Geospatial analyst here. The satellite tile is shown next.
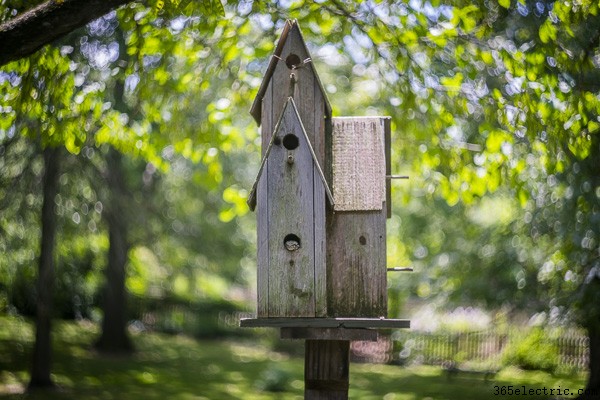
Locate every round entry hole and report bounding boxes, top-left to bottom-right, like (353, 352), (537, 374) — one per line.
(282, 133), (299, 150)
(285, 54), (302, 69)
(284, 234), (301, 252)
(359, 235), (367, 245)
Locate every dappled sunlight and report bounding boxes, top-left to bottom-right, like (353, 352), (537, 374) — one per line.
(0, 317), (588, 400)
(0, 316), (307, 399)
(1, 0), (599, 397)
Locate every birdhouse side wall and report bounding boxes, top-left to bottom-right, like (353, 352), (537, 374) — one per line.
(325, 117), (390, 317)
(266, 142), (316, 317)
(313, 166), (327, 317)
(256, 159), (269, 317)
(255, 23), (331, 318)
(256, 80), (272, 317)
(326, 209), (387, 317)
(259, 102), (329, 317)
(260, 81), (273, 157)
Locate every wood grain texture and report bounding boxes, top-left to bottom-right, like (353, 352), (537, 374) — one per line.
(331, 117), (386, 211)
(270, 27), (301, 145)
(326, 209), (388, 317)
(253, 24), (331, 318)
(305, 340), (350, 400)
(313, 81), (330, 318)
(256, 80), (274, 317)
(280, 327), (378, 341)
(313, 80), (328, 168)
(250, 20), (331, 126)
(384, 117), (392, 218)
(261, 80), (273, 157)
(289, 24), (316, 151)
(314, 168), (327, 317)
(267, 102), (315, 317)
(250, 20), (292, 124)
(256, 157), (269, 317)
(262, 25), (330, 318)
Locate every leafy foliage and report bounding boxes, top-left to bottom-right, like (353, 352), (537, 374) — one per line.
(1, 0), (600, 388)
(502, 328), (560, 373)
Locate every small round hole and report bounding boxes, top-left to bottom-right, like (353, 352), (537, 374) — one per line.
(282, 134), (299, 150)
(285, 54), (302, 69)
(359, 236), (367, 245)
(284, 234), (301, 252)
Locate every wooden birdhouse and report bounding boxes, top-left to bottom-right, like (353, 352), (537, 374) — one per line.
(245, 19), (408, 328)
(243, 19), (409, 400)
(248, 97), (333, 318)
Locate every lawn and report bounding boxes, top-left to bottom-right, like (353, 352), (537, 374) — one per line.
(0, 316), (587, 399)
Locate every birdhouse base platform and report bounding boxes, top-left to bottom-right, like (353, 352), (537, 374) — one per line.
(241, 318), (409, 341)
(240, 317), (410, 329)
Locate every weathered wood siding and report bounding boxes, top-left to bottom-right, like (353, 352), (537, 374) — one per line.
(326, 210), (387, 317)
(267, 101), (316, 317)
(257, 79), (272, 316)
(262, 23), (328, 167)
(326, 117), (389, 317)
(255, 100), (329, 317)
(305, 340), (350, 400)
(256, 24), (330, 318)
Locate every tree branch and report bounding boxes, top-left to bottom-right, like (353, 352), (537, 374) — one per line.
(0, 0), (132, 67)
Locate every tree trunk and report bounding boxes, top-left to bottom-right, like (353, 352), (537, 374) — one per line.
(95, 148), (133, 354)
(28, 146), (60, 389)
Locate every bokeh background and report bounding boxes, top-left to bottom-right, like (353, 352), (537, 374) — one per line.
(1, 1), (599, 399)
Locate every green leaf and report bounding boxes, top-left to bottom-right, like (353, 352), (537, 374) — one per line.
(588, 121), (600, 133)
(539, 20), (557, 44)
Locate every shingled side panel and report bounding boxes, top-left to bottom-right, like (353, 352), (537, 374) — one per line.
(331, 117), (386, 211)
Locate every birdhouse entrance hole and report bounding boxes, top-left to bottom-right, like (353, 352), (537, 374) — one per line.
(284, 234), (301, 252)
(282, 133), (299, 150)
(285, 54), (302, 69)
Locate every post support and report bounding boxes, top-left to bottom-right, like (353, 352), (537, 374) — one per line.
(305, 340), (350, 400)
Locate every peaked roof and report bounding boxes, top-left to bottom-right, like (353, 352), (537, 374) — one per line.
(247, 97), (334, 211)
(249, 19), (332, 125)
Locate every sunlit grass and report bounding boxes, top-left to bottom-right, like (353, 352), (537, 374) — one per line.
(0, 316), (587, 399)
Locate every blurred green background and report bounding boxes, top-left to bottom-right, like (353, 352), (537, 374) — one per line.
(1, 0), (599, 399)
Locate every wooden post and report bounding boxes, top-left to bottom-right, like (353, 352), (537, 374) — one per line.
(305, 340), (350, 400)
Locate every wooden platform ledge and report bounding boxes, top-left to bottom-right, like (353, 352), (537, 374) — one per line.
(240, 317), (410, 329)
